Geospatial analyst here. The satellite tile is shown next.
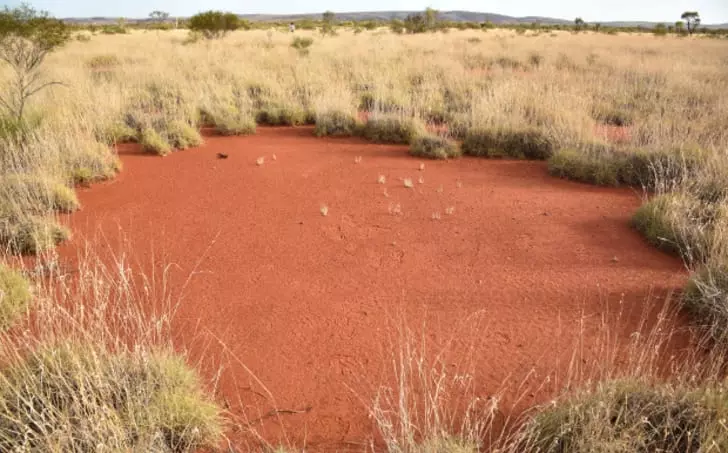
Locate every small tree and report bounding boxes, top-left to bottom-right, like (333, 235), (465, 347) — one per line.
(0, 4), (70, 124)
(424, 7), (439, 31)
(404, 13), (426, 33)
(574, 17), (586, 32)
(675, 21), (686, 35)
(149, 10), (169, 22)
(321, 10), (336, 35)
(681, 11), (700, 35)
(188, 10), (240, 39)
(390, 19), (405, 34)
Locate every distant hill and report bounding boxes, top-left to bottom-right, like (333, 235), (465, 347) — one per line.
(62, 11), (727, 29)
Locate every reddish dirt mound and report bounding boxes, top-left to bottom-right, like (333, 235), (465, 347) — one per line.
(60, 126), (685, 450)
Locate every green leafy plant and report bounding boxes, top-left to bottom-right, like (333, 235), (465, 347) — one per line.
(188, 10), (240, 39)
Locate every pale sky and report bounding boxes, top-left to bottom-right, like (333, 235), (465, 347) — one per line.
(2, 0), (727, 23)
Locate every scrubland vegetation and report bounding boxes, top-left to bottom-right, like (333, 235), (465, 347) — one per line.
(1, 4), (728, 451)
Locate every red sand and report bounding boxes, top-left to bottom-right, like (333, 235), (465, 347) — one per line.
(59, 126), (685, 450)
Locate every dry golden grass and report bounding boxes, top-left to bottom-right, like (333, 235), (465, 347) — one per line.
(1, 27), (728, 451)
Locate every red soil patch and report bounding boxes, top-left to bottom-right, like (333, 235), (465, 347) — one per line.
(59, 127), (686, 450)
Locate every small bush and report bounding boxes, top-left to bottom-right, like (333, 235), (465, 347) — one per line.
(140, 128), (172, 156)
(0, 343), (223, 452)
(683, 264), (728, 347)
(188, 10), (240, 39)
(0, 175), (79, 214)
(0, 214), (70, 255)
(409, 134), (461, 159)
(203, 106), (257, 136)
(517, 380), (728, 453)
(0, 264), (31, 330)
(619, 147), (705, 191)
(291, 36), (314, 55)
(314, 110), (360, 137)
(462, 127), (555, 160)
(361, 115), (426, 144)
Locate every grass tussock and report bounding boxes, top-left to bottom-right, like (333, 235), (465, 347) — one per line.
(410, 134), (461, 159)
(0, 215), (70, 255)
(314, 110), (360, 137)
(0, 175), (79, 214)
(683, 264), (728, 348)
(516, 380), (728, 453)
(462, 126), (556, 160)
(0, 342), (222, 452)
(361, 115), (426, 144)
(0, 264), (31, 330)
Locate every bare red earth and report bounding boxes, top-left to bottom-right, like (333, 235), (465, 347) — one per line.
(59, 126), (685, 451)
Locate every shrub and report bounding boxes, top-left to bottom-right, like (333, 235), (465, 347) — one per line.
(549, 148), (623, 186)
(0, 264), (31, 329)
(409, 134), (461, 159)
(188, 10), (240, 39)
(140, 127), (172, 156)
(0, 174), (79, 213)
(683, 264), (728, 347)
(314, 110), (360, 137)
(462, 127), (555, 160)
(203, 106), (256, 136)
(361, 115), (426, 144)
(517, 380), (728, 453)
(0, 343), (223, 452)
(291, 36), (313, 55)
(0, 214), (70, 254)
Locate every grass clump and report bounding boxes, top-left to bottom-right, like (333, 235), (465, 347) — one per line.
(314, 110), (360, 137)
(410, 134), (461, 160)
(517, 380), (728, 453)
(462, 127), (555, 160)
(96, 121), (138, 145)
(0, 214), (70, 255)
(0, 175), (80, 213)
(140, 127), (173, 156)
(549, 148), (623, 186)
(683, 264), (728, 348)
(361, 115), (426, 144)
(256, 105), (310, 126)
(0, 264), (31, 330)
(202, 106), (257, 136)
(167, 120), (203, 149)
(65, 140), (122, 185)
(0, 343), (223, 452)
(631, 193), (717, 263)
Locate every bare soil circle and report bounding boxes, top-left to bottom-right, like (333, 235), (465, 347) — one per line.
(58, 126), (687, 451)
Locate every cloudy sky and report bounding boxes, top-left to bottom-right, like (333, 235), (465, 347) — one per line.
(4, 0), (727, 23)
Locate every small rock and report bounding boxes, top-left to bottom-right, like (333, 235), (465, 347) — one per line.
(611, 256), (619, 263)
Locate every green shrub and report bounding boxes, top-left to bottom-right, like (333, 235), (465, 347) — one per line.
(361, 115), (426, 144)
(548, 148), (623, 186)
(683, 264), (728, 347)
(409, 134), (461, 159)
(314, 110), (360, 137)
(0, 175), (79, 213)
(0, 343), (222, 452)
(517, 380), (728, 453)
(0, 214), (70, 255)
(188, 10), (240, 39)
(140, 128), (172, 156)
(462, 127), (555, 160)
(0, 264), (31, 330)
